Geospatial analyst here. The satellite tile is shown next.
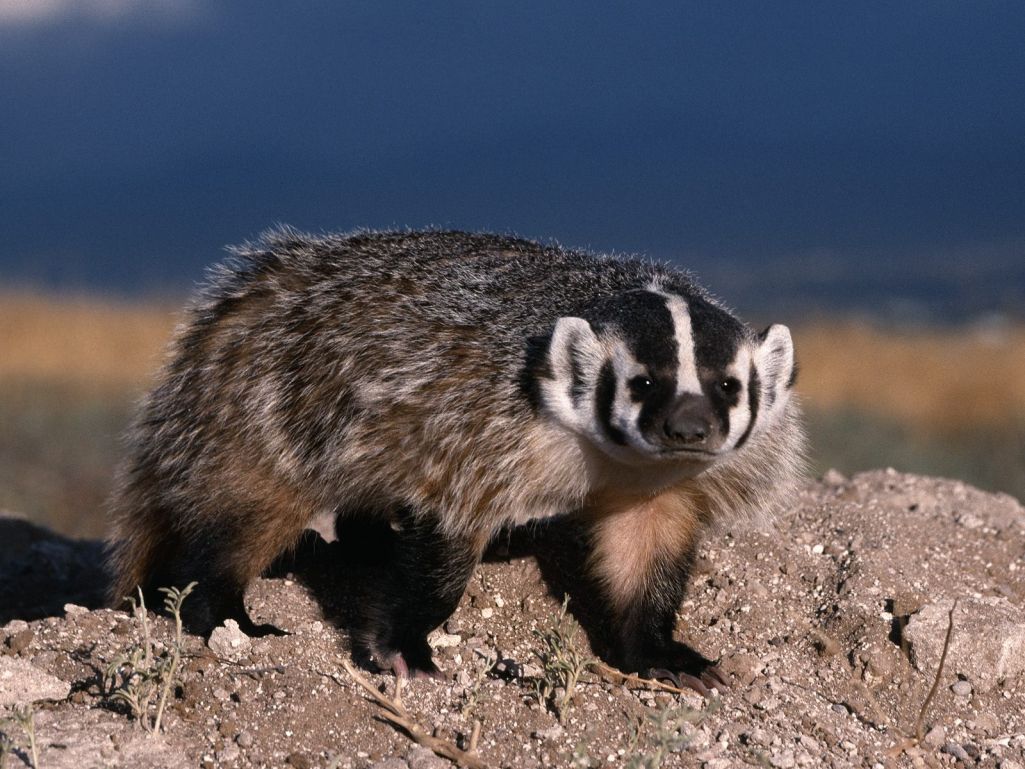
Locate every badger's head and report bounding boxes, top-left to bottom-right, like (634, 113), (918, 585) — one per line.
(537, 288), (796, 469)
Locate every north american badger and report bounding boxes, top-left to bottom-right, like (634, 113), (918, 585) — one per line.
(107, 229), (804, 693)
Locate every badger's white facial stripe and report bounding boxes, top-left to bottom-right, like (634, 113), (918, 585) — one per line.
(661, 294), (701, 397)
(606, 341), (648, 449)
(721, 347), (755, 450)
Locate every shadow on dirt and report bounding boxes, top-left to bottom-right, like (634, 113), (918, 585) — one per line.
(0, 514), (109, 624)
(272, 515), (699, 669)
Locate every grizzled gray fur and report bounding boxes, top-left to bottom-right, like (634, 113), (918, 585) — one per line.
(107, 228), (804, 691)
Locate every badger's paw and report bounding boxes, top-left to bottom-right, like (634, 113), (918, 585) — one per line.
(354, 636), (444, 681)
(637, 643), (729, 697)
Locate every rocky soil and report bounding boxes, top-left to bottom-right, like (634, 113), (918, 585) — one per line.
(1, 469), (1024, 769)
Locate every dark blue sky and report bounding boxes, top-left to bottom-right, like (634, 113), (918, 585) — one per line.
(1, 1), (1023, 318)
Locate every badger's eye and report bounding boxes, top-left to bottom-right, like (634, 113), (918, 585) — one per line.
(628, 375), (654, 400)
(716, 377), (741, 395)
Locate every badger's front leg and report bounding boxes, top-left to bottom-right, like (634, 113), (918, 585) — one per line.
(349, 510), (485, 679)
(586, 493), (729, 696)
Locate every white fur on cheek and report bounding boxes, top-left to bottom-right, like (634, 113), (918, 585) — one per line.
(722, 348), (754, 450)
(608, 343), (648, 449)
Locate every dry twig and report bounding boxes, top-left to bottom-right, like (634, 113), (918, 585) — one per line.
(326, 661), (487, 769)
(591, 661), (695, 697)
(914, 599), (958, 743)
(886, 598), (959, 757)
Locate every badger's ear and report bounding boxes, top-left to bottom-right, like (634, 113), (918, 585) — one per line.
(543, 317), (602, 426)
(549, 316), (602, 386)
(755, 324), (795, 416)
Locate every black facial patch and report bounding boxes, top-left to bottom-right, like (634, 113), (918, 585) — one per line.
(686, 295), (746, 374)
(584, 291), (681, 445)
(595, 361), (628, 445)
(675, 293), (748, 439)
(584, 290), (678, 374)
(734, 367), (760, 450)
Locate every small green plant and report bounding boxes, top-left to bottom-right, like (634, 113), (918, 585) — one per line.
(0, 705), (39, 769)
(530, 595), (596, 724)
(104, 582), (196, 734)
(460, 647), (498, 719)
(623, 701), (713, 769)
(568, 736), (597, 768)
(0, 723), (16, 769)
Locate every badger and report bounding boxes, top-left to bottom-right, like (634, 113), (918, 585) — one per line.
(107, 229), (804, 694)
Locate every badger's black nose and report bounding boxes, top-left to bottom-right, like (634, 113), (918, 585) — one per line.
(663, 394), (715, 447)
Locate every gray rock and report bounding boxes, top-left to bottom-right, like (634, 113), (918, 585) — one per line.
(0, 656), (71, 705)
(941, 743), (972, 763)
(922, 725), (946, 748)
(371, 759), (409, 769)
(208, 619), (252, 661)
(821, 468), (847, 486)
(532, 724), (564, 741)
(407, 746), (450, 769)
(904, 598), (1025, 691)
(951, 680), (972, 697)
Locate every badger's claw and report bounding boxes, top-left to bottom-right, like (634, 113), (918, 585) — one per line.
(642, 663), (728, 697)
(358, 644), (443, 680)
(646, 665), (729, 696)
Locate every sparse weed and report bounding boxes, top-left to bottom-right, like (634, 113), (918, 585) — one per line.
(0, 705), (39, 769)
(568, 736), (598, 768)
(460, 648), (498, 719)
(0, 723), (15, 769)
(623, 701), (711, 769)
(104, 582), (196, 734)
(530, 595), (596, 724)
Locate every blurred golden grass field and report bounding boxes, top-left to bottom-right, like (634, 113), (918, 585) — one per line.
(2, 291), (1024, 537)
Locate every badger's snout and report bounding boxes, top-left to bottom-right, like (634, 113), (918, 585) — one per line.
(661, 394), (720, 452)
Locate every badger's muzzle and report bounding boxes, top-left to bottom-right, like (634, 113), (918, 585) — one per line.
(660, 394), (721, 453)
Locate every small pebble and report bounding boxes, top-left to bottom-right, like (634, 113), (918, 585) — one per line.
(236, 732), (254, 748)
(941, 743), (972, 763)
(951, 680), (973, 697)
(428, 631), (461, 649)
(922, 725), (945, 748)
(822, 469), (847, 485)
(480, 607), (494, 619)
(407, 746), (450, 769)
(5, 629), (34, 655)
(532, 725), (564, 741)
(370, 757), (409, 769)
(215, 745), (241, 763)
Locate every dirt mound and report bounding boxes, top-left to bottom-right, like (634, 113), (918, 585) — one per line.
(1, 470), (1023, 768)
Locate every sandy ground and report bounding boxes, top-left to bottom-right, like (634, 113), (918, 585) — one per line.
(1, 469), (1024, 769)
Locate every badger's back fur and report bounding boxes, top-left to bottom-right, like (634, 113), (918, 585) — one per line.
(108, 229), (803, 688)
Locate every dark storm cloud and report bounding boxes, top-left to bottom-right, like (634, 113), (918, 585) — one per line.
(1, 1), (1023, 315)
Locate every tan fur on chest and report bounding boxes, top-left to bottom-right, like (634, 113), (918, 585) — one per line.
(585, 485), (702, 612)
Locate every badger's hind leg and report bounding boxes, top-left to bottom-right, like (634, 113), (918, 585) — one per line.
(346, 509), (484, 679)
(110, 485), (312, 638)
(146, 520), (291, 638)
(586, 492), (729, 696)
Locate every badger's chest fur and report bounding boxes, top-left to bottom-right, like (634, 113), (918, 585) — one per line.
(107, 229), (804, 691)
